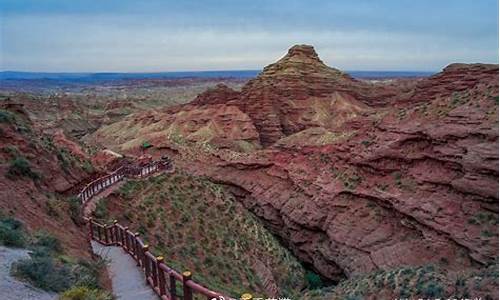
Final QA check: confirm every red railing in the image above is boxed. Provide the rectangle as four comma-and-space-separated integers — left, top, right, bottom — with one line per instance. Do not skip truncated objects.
78, 158, 250, 300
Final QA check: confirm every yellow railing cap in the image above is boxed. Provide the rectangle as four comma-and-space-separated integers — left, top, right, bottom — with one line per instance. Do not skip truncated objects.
241, 293, 252, 300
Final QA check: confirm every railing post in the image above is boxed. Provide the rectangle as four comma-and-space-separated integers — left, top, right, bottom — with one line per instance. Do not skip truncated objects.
182, 271, 193, 300
88, 218, 94, 240
104, 223, 109, 245
143, 245, 150, 284
156, 256, 167, 296
134, 232, 140, 266
97, 225, 102, 241
112, 220, 118, 245
152, 256, 159, 288
123, 227, 129, 251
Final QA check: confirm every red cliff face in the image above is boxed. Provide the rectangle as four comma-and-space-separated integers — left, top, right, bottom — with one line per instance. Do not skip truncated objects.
166, 60, 498, 293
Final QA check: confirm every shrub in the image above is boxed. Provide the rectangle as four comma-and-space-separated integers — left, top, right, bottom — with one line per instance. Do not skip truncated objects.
422, 281, 444, 298
7, 157, 40, 180
66, 196, 82, 224
11, 253, 73, 292
93, 200, 108, 221
13, 232, 107, 294
82, 160, 94, 173
57, 149, 72, 173
0, 216, 26, 247
0, 110, 15, 123
59, 286, 113, 300
305, 271, 323, 289
31, 231, 62, 254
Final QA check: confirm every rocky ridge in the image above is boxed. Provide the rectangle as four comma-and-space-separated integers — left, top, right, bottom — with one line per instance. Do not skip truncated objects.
88, 45, 499, 298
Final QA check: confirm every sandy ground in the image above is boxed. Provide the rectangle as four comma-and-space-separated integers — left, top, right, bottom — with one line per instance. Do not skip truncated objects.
0, 246, 57, 300
92, 241, 158, 300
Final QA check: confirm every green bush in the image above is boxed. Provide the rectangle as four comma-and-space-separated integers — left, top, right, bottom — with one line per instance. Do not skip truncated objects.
0, 216, 26, 247
93, 200, 108, 221
305, 271, 324, 289
66, 196, 82, 224
422, 281, 444, 298
12, 232, 107, 294
12, 253, 73, 292
31, 231, 63, 254
0, 110, 15, 123
59, 286, 113, 300
7, 156, 40, 180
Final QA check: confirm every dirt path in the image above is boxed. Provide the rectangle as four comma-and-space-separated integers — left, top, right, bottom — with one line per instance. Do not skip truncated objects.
91, 241, 158, 300
0, 246, 57, 300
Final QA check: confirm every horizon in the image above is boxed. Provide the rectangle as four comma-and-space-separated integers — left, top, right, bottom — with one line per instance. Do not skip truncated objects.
1, 0, 498, 72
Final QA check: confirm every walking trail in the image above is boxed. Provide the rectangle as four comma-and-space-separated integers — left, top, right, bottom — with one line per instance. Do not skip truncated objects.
91, 241, 158, 300
85, 181, 158, 299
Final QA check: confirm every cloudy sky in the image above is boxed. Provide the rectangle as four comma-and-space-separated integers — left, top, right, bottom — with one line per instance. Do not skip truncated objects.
1, 0, 498, 72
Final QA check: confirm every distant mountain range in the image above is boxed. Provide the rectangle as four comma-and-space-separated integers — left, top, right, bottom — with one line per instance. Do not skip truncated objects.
0, 70, 434, 82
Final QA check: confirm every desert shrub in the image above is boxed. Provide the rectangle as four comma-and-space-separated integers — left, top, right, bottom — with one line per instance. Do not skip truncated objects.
305, 271, 324, 289
421, 281, 444, 298
0, 216, 26, 247
71, 258, 106, 289
66, 196, 83, 224
7, 156, 40, 180
0, 110, 15, 123
30, 231, 63, 254
12, 231, 107, 294
93, 200, 108, 221
59, 286, 113, 300
57, 149, 72, 172
12, 252, 73, 292
82, 160, 94, 173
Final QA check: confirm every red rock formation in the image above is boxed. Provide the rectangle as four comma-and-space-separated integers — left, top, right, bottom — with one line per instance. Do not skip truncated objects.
192, 83, 241, 106
90, 45, 498, 297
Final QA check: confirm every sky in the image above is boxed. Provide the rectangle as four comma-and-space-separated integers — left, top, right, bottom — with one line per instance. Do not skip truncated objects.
0, 0, 498, 72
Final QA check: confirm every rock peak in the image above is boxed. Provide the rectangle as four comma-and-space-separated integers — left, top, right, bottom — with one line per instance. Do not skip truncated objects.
286, 44, 320, 60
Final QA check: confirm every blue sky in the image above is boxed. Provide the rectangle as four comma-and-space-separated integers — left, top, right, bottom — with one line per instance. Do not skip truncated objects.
0, 0, 498, 72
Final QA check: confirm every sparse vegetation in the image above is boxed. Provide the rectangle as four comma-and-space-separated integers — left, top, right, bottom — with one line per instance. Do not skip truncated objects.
66, 196, 83, 224
98, 172, 306, 298
11, 234, 108, 294
6, 156, 40, 180
0, 214, 109, 296
305, 270, 324, 289
0, 109, 15, 123
0, 215, 26, 247
60, 286, 113, 300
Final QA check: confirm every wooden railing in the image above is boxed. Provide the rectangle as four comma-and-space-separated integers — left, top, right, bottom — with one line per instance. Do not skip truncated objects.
85, 218, 241, 300
77, 159, 171, 204
78, 158, 252, 300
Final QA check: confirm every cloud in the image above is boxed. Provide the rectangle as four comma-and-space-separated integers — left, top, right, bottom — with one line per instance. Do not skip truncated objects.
1, 1, 498, 71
